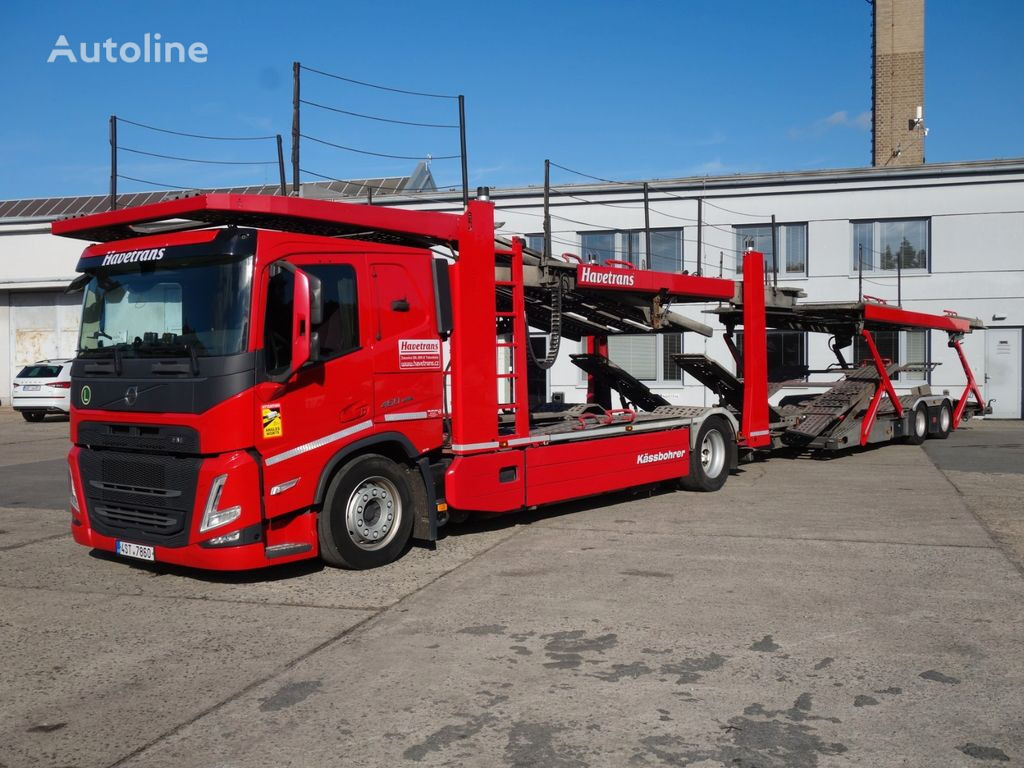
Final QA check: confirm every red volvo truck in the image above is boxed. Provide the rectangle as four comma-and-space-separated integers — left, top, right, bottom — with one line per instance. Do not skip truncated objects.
54, 193, 773, 570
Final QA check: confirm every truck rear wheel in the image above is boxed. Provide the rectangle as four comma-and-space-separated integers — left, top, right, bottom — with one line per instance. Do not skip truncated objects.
931, 400, 953, 439
680, 416, 733, 492
318, 454, 419, 569
905, 403, 928, 445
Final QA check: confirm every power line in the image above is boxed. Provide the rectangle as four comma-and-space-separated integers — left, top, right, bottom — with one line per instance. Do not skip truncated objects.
550, 159, 770, 220
115, 117, 277, 141
119, 146, 278, 165
300, 64, 458, 100
300, 133, 458, 161
299, 100, 459, 129
115, 174, 195, 190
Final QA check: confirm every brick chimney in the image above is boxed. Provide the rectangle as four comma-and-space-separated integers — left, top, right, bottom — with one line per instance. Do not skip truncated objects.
872, 0, 925, 166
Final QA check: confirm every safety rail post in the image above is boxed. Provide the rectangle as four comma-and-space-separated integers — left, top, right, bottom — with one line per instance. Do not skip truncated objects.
508, 237, 531, 438
696, 198, 703, 276
449, 199, 499, 450
740, 251, 771, 448
857, 329, 904, 446
950, 337, 986, 428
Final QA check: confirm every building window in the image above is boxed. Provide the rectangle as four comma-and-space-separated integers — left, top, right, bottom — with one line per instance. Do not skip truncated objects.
600, 333, 684, 384
525, 234, 545, 253
578, 228, 684, 271
851, 329, 930, 382
734, 223, 807, 277
735, 330, 807, 381
851, 218, 929, 272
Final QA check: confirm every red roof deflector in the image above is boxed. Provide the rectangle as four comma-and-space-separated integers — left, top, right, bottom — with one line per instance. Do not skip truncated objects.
51, 193, 462, 248
713, 300, 982, 334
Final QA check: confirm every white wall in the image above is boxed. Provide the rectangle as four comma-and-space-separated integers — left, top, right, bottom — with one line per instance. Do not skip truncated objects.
0, 162, 1021, 412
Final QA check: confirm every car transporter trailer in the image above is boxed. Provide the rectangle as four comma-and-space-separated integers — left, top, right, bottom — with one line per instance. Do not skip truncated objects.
54, 191, 777, 570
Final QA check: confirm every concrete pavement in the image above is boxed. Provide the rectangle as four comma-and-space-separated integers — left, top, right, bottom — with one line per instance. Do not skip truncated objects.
0, 408, 1021, 767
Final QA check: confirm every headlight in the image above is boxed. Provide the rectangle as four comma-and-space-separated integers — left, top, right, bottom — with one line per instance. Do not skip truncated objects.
199, 474, 241, 532
69, 468, 79, 512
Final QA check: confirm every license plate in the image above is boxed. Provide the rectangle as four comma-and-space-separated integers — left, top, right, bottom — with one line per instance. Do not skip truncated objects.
116, 541, 155, 561
23, 385, 40, 391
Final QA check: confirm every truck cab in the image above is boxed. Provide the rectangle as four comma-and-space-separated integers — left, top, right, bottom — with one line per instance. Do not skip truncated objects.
67, 219, 446, 570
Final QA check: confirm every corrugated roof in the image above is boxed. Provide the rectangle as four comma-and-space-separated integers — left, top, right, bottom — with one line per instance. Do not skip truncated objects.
0, 168, 432, 221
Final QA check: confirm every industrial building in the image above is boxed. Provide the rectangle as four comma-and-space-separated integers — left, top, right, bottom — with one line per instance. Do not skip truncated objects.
0, 0, 1019, 417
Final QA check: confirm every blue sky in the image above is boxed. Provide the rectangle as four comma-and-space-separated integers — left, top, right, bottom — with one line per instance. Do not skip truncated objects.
2, 0, 1022, 200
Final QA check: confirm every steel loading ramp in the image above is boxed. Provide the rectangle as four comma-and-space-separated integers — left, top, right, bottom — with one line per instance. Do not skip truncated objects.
569, 354, 669, 412
781, 363, 902, 445
672, 353, 784, 422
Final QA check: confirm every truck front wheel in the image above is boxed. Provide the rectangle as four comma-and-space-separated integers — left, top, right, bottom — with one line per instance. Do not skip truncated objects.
319, 454, 419, 569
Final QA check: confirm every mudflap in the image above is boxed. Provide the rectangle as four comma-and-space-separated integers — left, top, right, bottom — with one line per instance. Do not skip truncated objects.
413, 456, 438, 546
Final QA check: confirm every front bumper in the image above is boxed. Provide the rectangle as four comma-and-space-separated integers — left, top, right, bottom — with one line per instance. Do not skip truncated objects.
69, 446, 317, 571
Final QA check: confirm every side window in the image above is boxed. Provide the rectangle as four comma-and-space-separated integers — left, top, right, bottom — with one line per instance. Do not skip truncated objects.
306, 264, 359, 359
263, 265, 294, 373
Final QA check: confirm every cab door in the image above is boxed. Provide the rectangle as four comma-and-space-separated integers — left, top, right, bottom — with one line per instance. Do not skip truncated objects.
256, 253, 372, 518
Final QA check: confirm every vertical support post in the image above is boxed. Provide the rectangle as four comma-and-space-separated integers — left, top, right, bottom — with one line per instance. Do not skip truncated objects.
509, 237, 531, 439
950, 337, 986, 428
275, 135, 287, 196
367, 186, 373, 205
586, 335, 611, 410
643, 182, 652, 270
291, 62, 301, 195
770, 214, 778, 288
858, 243, 864, 302
543, 159, 551, 260
449, 200, 498, 448
458, 95, 469, 208
719, 251, 723, 278
696, 197, 703, 275
109, 115, 117, 211
740, 251, 771, 448
858, 328, 905, 445
897, 243, 903, 307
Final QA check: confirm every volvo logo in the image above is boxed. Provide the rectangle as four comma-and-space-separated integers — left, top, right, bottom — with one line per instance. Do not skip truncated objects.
124, 386, 138, 407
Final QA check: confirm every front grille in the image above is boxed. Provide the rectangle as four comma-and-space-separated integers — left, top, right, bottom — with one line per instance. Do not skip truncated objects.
77, 422, 200, 454
78, 448, 201, 547
91, 504, 186, 535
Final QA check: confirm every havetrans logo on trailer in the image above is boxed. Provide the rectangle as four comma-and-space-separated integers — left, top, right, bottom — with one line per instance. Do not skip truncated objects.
47, 34, 208, 63
579, 265, 636, 288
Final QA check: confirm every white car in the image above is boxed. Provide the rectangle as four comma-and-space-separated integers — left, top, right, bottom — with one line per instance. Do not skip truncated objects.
11, 359, 73, 421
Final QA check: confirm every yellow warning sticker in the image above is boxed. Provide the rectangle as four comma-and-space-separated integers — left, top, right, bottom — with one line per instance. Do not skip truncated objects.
262, 404, 283, 439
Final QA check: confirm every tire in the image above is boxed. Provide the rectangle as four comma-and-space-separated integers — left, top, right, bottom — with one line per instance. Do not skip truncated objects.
318, 454, 420, 569
904, 403, 928, 445
680, 416, 733, 492
22, 412, 44, 423
931, 400, 953, 439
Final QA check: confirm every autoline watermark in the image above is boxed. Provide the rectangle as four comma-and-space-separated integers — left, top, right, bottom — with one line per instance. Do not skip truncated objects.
47, 34, 208, 64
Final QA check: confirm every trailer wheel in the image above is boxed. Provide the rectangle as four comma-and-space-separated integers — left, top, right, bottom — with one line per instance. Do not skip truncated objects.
680, 416, 733, 492
318, 454, 419, 569
905, 403, 928, 445
931, 400, 953, 439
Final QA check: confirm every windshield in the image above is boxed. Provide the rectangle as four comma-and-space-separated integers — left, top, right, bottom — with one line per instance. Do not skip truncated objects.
78, 255, 253, 358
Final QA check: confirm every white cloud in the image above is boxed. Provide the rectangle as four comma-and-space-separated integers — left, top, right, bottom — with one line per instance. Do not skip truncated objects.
789, 110, 871, 139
